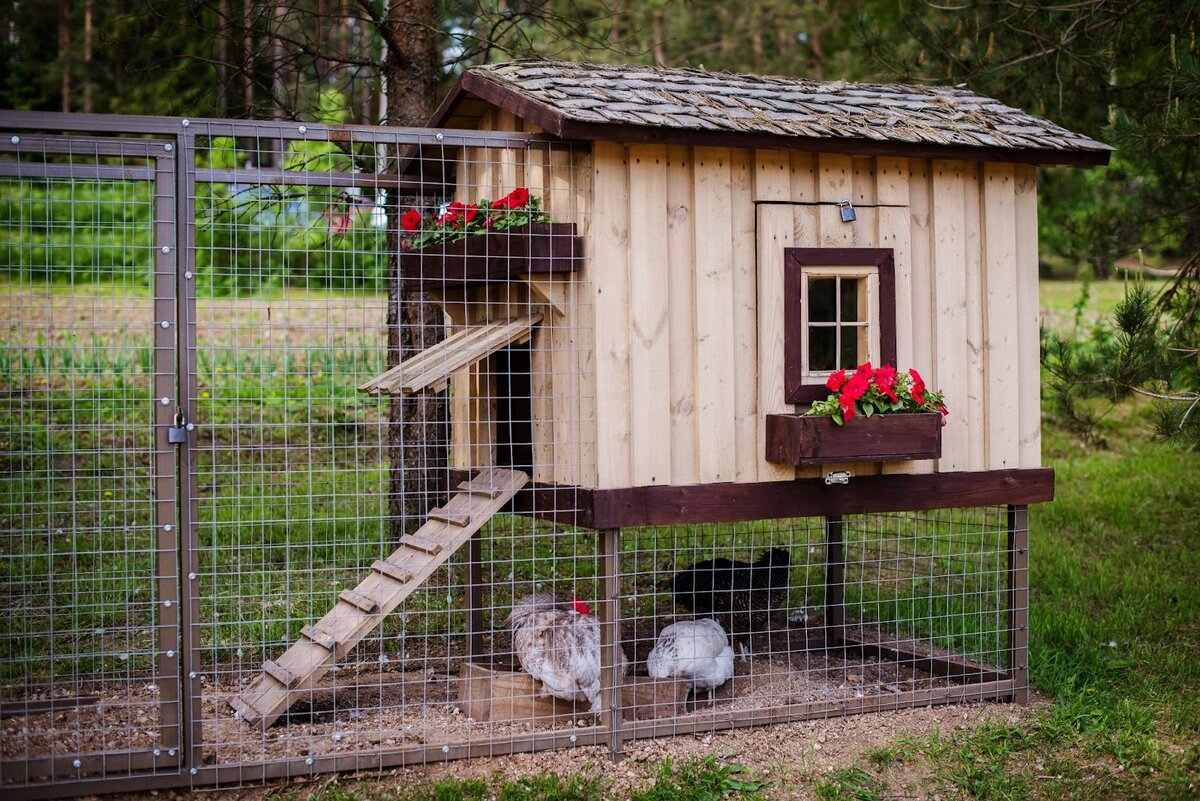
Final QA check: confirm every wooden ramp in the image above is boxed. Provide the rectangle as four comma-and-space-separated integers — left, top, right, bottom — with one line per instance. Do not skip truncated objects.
228, 468, 529, 729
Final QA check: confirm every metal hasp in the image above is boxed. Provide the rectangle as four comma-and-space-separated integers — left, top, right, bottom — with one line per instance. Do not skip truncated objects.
824, 471, 851, 485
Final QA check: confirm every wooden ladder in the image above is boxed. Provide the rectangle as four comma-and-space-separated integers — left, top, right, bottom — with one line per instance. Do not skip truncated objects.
228, 468, 529, 728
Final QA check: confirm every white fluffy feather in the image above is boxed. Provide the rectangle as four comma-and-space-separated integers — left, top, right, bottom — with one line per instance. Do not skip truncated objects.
646, 618, 735, 697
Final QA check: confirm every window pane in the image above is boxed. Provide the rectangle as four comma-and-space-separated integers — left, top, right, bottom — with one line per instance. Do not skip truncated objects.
839, 326, 860, 368
809, 326, 836, 371
840, 278, 860, 322
808, 278, 836, 322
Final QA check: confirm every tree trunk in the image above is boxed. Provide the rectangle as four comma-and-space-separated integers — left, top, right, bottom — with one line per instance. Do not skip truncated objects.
58, 2, 71, 113
83, 0, 93, 113
383, 0, 446, 542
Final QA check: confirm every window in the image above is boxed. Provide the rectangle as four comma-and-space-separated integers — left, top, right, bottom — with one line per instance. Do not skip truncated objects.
784, 248, 896, 404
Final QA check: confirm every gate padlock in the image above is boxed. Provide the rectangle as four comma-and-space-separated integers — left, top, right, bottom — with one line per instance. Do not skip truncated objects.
168, 411, 188, 444
838, 200, 857, 223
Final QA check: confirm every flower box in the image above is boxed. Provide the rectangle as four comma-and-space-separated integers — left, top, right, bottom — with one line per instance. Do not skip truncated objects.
399, 221, 581, 287
765, 412, 942, 465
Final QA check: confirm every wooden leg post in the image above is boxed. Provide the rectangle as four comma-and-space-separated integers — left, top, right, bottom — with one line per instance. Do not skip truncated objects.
464, 535, 483, 660
1007, 504, 1030, 704
599, 528, 624, 761
824, 515, 846, 650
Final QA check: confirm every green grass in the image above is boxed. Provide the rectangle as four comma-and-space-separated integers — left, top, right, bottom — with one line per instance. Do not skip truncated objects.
263, 757, 764, 801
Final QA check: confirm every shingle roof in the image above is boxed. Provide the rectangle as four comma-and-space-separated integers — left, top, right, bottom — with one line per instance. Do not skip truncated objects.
435, 60, 1110, 166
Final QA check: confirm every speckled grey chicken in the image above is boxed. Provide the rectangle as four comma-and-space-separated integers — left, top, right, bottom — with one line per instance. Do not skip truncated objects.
668, 547, 791, 636
504, 593, 628, 713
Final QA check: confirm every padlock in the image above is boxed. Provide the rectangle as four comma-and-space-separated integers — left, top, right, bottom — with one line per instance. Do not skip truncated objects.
838, 200, 856, 222
168, 411, 188, 444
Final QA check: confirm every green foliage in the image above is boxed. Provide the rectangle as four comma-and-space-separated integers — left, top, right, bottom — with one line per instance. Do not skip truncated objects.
1043, 276, 1200, 447
629, 757, 767, 801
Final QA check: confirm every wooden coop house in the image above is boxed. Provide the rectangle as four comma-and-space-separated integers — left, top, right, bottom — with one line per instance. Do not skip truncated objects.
237, 61, 1109, 755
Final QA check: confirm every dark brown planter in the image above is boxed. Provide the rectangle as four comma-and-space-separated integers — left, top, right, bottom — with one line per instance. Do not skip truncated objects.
765, 412, 942, 465
400, 221, 581, 287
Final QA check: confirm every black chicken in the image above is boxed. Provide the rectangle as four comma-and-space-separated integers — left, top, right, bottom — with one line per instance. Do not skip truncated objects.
668, 547, 791, 637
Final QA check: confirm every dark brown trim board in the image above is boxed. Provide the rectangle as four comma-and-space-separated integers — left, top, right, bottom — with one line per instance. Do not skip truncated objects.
784, 247, 898, 404
447, 468, 1052, 528
590, 469, 1054, 528
432, 73, 1111, 168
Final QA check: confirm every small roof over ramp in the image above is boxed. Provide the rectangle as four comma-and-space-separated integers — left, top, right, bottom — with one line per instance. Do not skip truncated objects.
432, 60, 1110, 166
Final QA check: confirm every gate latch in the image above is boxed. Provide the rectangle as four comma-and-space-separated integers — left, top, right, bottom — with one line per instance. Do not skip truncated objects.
824, 470, 851, 486
168, 411, 189, 445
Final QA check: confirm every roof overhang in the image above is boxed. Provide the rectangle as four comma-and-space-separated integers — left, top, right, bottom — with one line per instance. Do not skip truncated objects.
430, 71, 1111, 168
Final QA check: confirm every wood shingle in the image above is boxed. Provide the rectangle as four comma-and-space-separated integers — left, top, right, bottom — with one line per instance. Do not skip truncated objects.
431, 60, 1110, 166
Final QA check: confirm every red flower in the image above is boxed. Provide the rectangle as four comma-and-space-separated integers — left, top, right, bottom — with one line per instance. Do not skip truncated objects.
842, 373, 870, 402
873, 363, 898, 402
826, 369, 848, 392
462, 203, 479, 223
495, 187, 530, 210
482, 215, 495, 229
909, 368, 926, 406
855, 361, 874, 380
401, 208, 422, 232
838, 391, 857, 421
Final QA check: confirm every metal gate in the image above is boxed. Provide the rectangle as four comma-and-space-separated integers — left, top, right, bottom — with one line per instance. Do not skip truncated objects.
0, 130, 184, 789
0, 112, 559, 796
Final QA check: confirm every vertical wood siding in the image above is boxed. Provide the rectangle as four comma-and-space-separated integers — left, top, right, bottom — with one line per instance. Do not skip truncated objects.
587, 144, 1042, 486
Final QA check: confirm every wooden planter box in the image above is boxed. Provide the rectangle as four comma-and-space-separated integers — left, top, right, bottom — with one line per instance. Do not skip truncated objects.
765, 412, 942, 465
400, 221, 581, 287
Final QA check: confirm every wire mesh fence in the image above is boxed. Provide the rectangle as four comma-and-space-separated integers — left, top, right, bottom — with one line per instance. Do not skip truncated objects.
0, 113, 1028, 796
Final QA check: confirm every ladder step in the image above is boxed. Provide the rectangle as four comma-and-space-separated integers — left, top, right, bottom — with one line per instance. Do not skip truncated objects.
227, 694, 261, 721
371, 559, 412, 584
428, 506, 471, 527
262, 659, 299, 689
456, 480, 506, 499
400, 536, 443, 555
338, 588, 380, 614
300, 625, 338, 652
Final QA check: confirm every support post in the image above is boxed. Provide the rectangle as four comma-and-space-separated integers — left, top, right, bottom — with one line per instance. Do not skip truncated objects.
151, 143, 180, 756
464, 535, 483, 660
175, 127, 204, 772
824, 515, 845, 649
1007, 504, 1030, 704
599, 528, 624, 760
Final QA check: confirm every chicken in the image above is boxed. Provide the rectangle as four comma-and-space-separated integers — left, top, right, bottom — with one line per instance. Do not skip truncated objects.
646, 618, 735, 702
504, 593, 627, 713
668, 547, 791, 638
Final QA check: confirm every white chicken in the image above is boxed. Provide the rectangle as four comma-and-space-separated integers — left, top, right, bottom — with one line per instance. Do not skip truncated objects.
646, 618, 735, 702
504, 593, 627, 713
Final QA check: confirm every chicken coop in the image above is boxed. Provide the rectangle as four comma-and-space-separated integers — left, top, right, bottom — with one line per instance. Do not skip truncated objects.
0, 61, 1110, 796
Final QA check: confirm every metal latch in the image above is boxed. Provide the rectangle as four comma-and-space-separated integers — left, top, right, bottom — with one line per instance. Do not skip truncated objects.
168, 411, 189, 444
824, 470, 851, 485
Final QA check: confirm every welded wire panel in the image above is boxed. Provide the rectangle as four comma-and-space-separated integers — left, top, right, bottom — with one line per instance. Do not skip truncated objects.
617, 507, 1013, 738
0, 135, 181, 786
179, 122, 599, 772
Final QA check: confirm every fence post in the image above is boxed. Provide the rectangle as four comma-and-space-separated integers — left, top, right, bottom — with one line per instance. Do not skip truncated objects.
1007, 504, 1030, 704
599, 528, 624, 760
174, 127, 205, 773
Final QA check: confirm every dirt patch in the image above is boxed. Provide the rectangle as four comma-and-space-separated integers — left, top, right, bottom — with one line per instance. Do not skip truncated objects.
1, 287, 387, 350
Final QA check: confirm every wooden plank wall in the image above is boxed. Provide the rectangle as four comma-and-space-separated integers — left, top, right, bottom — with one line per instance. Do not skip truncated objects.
589, 143, 1043, 487
448, 110, 596, 486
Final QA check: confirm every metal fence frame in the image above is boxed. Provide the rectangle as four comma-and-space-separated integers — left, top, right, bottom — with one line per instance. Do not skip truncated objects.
0, 111, 1030, 800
